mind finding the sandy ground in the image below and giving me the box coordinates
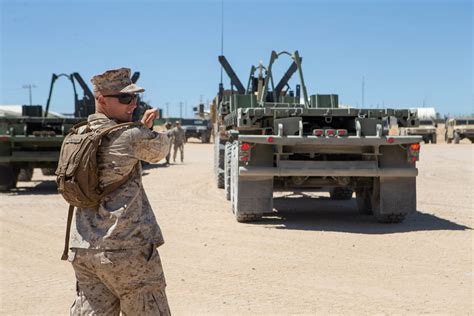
[0,140,472,315]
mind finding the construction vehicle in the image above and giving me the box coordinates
[445,118,474,143]
[213,50,422,223]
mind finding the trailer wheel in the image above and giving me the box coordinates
[224,142,232,201]
[202,134,211,143]
[214,135,225,188]
[18,167,33,182]
[41,168,56,176]
[0,164,18,192]
[355,188,372,215]
[329,187,353,200]
[431,134,437,144]
[454,132,461,144]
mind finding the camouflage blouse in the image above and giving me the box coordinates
[70,113,170,250]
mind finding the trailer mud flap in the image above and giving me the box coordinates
[235,176,273,214]
[379,176,416,215]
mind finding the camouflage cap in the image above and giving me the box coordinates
[91,67,145,95]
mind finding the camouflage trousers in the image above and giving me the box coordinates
[172,143,184,162]
[69,245,170,316]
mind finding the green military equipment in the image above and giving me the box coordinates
[214,50,422,223]
[0,72,93,191]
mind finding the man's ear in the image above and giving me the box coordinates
[97,95,106,106]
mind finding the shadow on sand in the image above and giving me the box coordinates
[250,193,471,234]
[9,180,59,195]
[6,163,169,195]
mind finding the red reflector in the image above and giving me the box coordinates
[241,143,250,150]
[242,156,248,161]
[337,129,347,136]
[313,129,323,136]
[0,136,8,142]
[410,143,420,150]
[411,157,417,161]
[387,137,395,143]
[267,137,274,143]
[326,129,335,136]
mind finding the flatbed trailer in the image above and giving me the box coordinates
[214,51,421,223]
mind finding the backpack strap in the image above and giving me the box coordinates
[61,204,75,261]
[97,121,143,136]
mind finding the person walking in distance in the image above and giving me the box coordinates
[66,68,171,315]
[164,121,173,165]
[172,120,186,163]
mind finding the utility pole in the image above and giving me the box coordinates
[361,76,365,108]
[165,102,169,117]
[179,102,183,118]
[22,84,36,105]
[185,101,188,117]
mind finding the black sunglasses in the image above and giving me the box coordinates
[103,93,138,105]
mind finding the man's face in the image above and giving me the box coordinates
[98,93,138,122]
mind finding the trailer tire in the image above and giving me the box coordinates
[0,164,18,192]
[224,142,232,200]
[355,188,372,215]
[41,168,56,176]
[329,187,353,200]
[214,135,225,189]
[431,134,437,144]
[18,167,33,182]
[202,134,211,143]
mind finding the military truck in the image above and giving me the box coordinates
[155,117,211,143]
[214,50,422,223]
[0,72,93,191]
[181,118,212,143]
[0,71,149,191]
[445,118,474,143]
[399,118,437,144]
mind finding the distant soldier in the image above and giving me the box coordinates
[171,120,186,163]
[66,68,171,315]
[164,121,173,165]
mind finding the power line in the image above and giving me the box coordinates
[22,84,36,105]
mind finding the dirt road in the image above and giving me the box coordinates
[1,141,472,314]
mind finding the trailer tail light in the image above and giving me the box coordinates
[325,129,336,137]
[337,129,347,137]
[387,137,395,144]
[410,143,420,150]
[0,136,9,142]
[239,142,251,162]
[313,129,324,136]
[241,143,250,151]
[267,136,274,143]
[407,143,420,162]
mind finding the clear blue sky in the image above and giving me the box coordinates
[1,0,472,117]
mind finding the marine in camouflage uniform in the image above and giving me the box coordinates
[171,121,186,163]
[164,122,173,165]
[68,68,171,315]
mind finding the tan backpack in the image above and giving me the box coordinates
[56,120,141,260]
